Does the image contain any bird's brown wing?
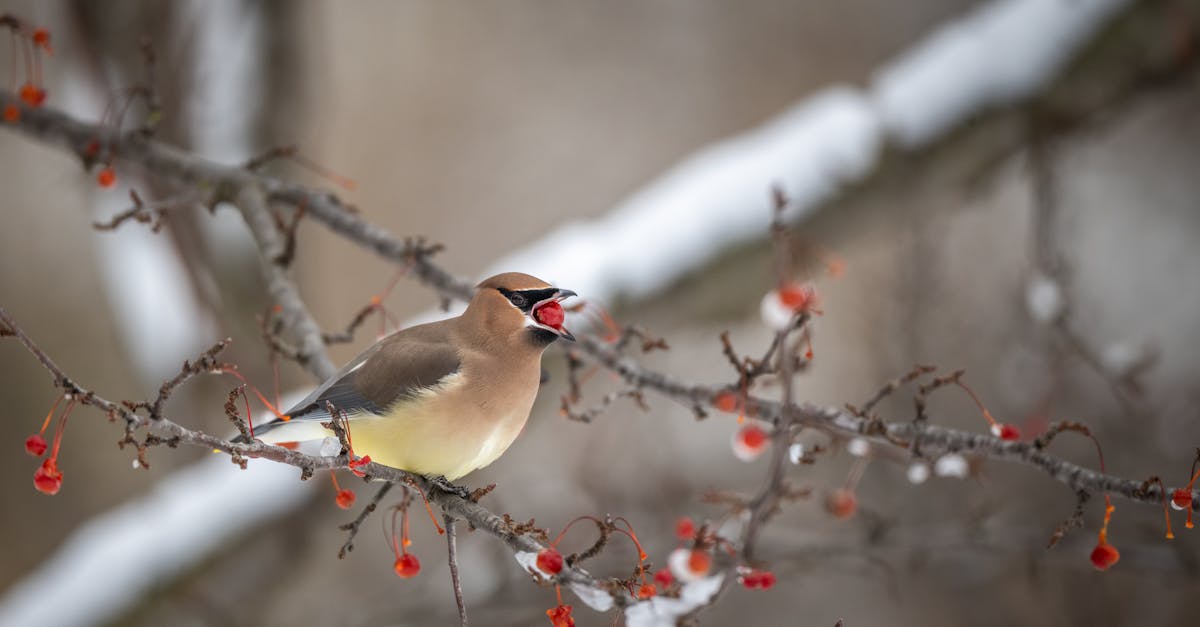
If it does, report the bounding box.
[247,321,461,438]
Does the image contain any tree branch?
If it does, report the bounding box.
[3,93,1191,509]
[3,82,1196,622]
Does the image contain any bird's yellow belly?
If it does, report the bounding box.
[347,380,535,480]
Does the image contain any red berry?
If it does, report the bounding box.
[826,488,857,520]
[637,583,657,599]
[546,604,575,627]
[739,425,767,449]
[713,390,739,413]
[393,553,421,578]
[19,83,46,108]
[741,571,761,589]
[757,571,776,589]
[33,459,62,495]
[732,424,769,461]
[32,28,52,52]
[675,516,695,541]
[778,283,817,311]
[96,167,117,189]
[25,433,48,457]
[687,549,711,576]
[1089,543,1119,571]
[3,104,18,123]
[991,423,1021,441]
[334,489,356,509]
[1171,489,1193,511]
[534,301,565,328]
[536,547,563,575]
[348,454,372,477]
[653,568,674,588]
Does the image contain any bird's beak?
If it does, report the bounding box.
[530,289,577,342]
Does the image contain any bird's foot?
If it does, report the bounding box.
[428,474,472,499]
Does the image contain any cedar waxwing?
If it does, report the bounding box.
[241,273,577,482]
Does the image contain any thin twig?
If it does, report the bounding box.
[339,482,395,559]
[444,514,468,627]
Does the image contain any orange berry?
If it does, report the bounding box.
[546,604,574,627]
[334,488,355,509]
[825,488,857,520]
[637,583,657,599]
[777,282,817,311]
[32,28,52,53]
[687,549,711,576]
[713,390,739,413]
[3,104,18,123]
[96,167,116,188]
[19,83,46,107]
[393,553,420,578]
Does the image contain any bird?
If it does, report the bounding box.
[240,272,576,488]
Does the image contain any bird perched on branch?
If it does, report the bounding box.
[241,272,576,487]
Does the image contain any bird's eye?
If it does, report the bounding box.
[508,292,528,308]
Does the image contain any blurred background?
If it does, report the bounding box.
[1,1,1199,625]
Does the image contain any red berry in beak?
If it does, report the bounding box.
[534,300,565,329]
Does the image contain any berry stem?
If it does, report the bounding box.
[239,385,256,440]
[38,394,61,435]
[953,379,999,430]
[221,367,290,421]
[47,399,75,460]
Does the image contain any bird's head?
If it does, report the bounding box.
[466,272,577,348]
